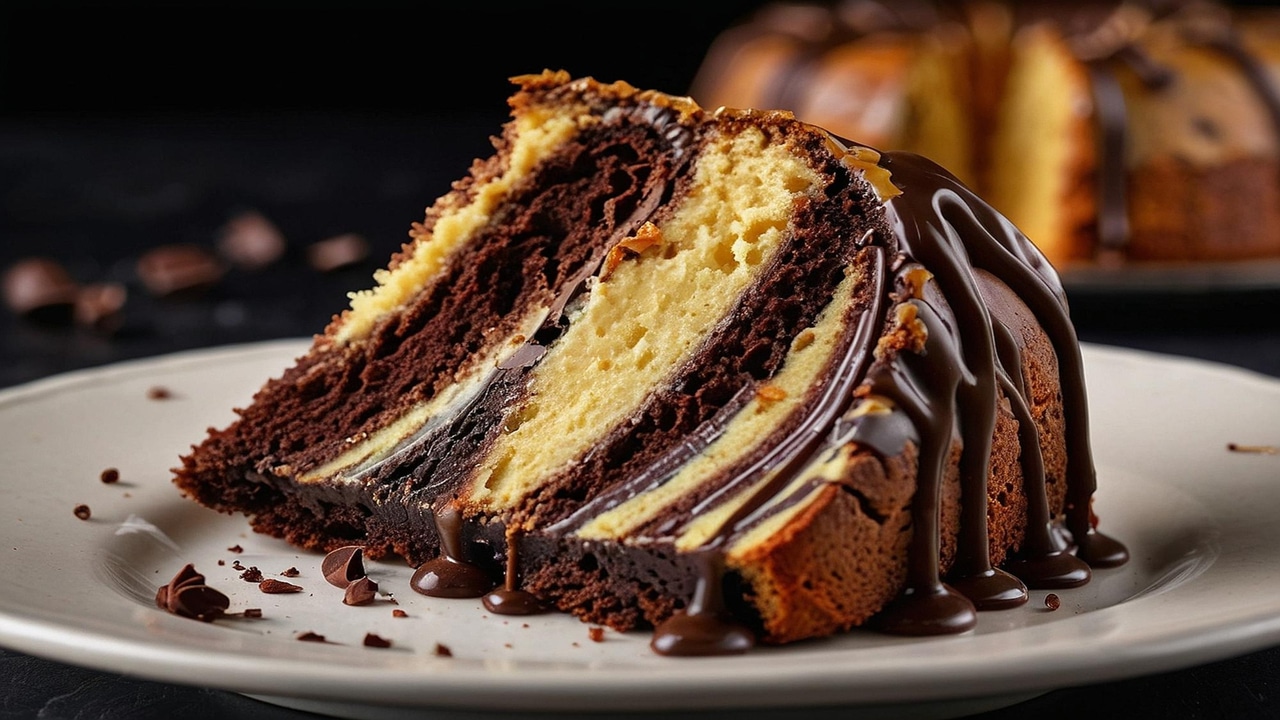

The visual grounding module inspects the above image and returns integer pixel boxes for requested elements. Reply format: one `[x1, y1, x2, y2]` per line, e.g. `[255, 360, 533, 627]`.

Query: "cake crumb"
[602, 221, 663, 278]
[1044, 593, 1061, 611]
[392, 609, 409, 618]
[588, 626, 605, 642]
[363, 633, 393, 649]
[99, 468, 120, 484]
[240, 566, 264, 583]
[227, 544, 244, 553]
[217, 559, 225, 566]
[755, 383, 788, 406]
[73, 504, 91, 520]
[259, 578, 303, 594]
[280, 566, 301, 577]
[146, 386, 173, 400]
[433, 642, 453, 657]
[242, 608, 263, 618]
[791, 329, 816, 352]
[296, 631, 328, 643]
[1227, 442, 1278, 455]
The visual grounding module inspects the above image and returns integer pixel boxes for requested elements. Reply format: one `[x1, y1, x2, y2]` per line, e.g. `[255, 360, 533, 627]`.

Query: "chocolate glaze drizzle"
[410, 505, 494, 598]
[404, 86, 1126, 655]
[653, 139, 1127, 651]
[481, 533, 547, 616]
[651, 551, 755, 656]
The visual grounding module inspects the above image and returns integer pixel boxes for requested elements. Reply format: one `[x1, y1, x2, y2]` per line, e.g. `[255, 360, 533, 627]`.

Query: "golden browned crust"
[734, 268, 1067, 645]
[1126, 155, 1280, 262]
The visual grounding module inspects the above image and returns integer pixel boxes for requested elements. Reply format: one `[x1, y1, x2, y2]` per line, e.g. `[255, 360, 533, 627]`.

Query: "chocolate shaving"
[242, 608, 263, 618]
[217, 210, 287, 271]
[392, 609, 409, 618]
[259, 578, 303, 594]
[74, 282, 127, 334]
[99, 468, 120, 484]
[227, 544, 243, 553]
[147, 386, 173, 400]
[322, 546, 366, 588]
[73, 504, 91, 520]
[433, 642, 453, 657]
[155, 563, 230, 622]
[2, 257, 78, 323]
[306, 233, 369, 272]
[1045, 593, 1062, 611]
[343, 576, 379, 606]
[136, 244, 225, 298]
[296, 631, 328, 643]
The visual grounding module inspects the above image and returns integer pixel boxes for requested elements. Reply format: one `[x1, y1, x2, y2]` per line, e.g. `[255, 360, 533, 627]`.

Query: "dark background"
[2, 2, 1280, 719]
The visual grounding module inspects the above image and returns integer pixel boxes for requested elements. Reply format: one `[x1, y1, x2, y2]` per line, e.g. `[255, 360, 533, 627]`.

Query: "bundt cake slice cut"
[173, 70, 1126, 654]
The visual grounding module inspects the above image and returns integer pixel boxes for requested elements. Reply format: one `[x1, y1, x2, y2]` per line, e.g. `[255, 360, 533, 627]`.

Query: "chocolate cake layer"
[174, 70, 1127, 653]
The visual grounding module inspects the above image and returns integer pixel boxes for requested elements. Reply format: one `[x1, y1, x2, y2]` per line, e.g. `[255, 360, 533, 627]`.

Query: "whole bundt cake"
[690, 0, 1280, 270]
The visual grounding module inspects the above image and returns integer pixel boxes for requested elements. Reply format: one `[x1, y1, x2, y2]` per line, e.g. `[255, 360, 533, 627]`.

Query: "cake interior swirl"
[173, 69, 1128, 655]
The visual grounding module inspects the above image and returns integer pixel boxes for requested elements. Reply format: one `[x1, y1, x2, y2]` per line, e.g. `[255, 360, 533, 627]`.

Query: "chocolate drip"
[990, 320, 1092, 588]
[410, 505, 495, 598]
[650, 551, 755, 656]
[877, 150, 1127, 574]
[856, 298, 978, 633]
[879, 207, 1026, 610]
[1086, 60, 1133, 253]
[482, 533, 546, 615]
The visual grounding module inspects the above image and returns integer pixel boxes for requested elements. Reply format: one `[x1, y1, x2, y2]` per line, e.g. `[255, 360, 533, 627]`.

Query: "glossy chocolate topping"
[644, 139, 1127, 648]
[410, 505, 494, 598]
[494, 134, 1123, 650]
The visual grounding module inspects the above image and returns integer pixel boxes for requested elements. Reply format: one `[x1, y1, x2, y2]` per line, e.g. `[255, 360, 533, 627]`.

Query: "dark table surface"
[4, 3, 1280, 718]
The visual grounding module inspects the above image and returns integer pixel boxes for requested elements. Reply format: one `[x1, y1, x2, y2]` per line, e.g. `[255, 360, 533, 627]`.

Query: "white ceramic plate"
[2, 339, 1279, 719]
